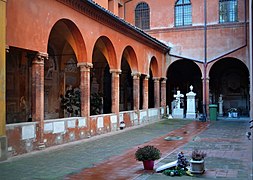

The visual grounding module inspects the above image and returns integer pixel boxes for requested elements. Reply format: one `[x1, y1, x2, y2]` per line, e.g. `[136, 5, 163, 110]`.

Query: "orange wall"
[94, 0, 108, 9]
[124, 0, 248, 66]
[6, 0, 166, 77]
[124, 0, 247, 29]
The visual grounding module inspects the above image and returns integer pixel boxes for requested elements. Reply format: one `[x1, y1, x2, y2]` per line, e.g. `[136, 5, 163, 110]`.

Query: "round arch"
[166, 59, 202, 113]
[92, 36, 117, 69]
[121, 46, 138, 73]
[148, 57, 159, 108]
[209, 58, 250, 117]
[149, 57, 159, 77]
[47, 19, 87, 63]
[46, 18, 87, 119]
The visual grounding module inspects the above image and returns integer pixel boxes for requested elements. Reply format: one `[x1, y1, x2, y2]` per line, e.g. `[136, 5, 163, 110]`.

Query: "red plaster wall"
[124, 0, 249, 69]
[94, 0, 108, 9]
[6, 0, 166, 77]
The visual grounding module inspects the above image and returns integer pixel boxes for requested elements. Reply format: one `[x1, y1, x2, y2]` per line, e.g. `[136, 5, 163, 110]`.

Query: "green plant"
[90, 92, 103, 115]
[60, 86, 81, 117]
[135, 145, 161, 161]
[191, 149, 206, 161]
[228, 108, 237, 113]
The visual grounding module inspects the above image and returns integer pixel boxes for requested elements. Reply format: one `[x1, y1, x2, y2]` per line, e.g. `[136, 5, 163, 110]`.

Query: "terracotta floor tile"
[66, 121, 209, 180]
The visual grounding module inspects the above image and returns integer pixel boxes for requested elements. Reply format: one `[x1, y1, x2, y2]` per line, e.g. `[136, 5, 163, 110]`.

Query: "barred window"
[175, 0, 192, 27]
[219, 0, 238, 23]
[135, 2, 150, 30]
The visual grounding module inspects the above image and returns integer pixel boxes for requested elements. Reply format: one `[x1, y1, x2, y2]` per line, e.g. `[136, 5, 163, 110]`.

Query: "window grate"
[175, 0, 192, 27]
[219, 0, 238, 23]
[135, 2, 150, 30]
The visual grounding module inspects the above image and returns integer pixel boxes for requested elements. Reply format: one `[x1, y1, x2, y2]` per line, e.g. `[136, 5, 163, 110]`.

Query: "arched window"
[219, 0, 238, 23]
[175, 0, 192, 27]
[135, 2, 150, 30]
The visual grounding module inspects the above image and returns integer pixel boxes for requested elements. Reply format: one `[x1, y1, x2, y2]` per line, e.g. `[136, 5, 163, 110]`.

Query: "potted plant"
[227, 108, 238, 118]
[90, 92, 103, 115]
[135, 145, 161, 170]
[189, 149, 206, 174]
[60, 86, 81, 117]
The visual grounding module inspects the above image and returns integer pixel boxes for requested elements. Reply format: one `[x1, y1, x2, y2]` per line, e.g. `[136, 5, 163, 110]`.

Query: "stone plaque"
[149, 109, 158, 117]
[119, 114, 124, 122]
[53, 121, 65, 134]
[97, 117, 104, 128]
[44, 123, 53, 132]
[78, 118, 86, 127]
[110, 115, 117, 124]
[140, 111, 147, 119]
[22, 125, 35, 140]
[68, 119, 76, 128]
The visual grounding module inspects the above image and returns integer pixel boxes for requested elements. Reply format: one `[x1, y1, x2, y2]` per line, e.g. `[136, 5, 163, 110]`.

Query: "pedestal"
[172, 108, 184, 119]
[186, 112, 196, 119]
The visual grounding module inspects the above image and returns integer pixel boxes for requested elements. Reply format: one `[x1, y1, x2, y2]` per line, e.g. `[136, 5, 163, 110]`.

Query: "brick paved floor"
[66, 121, 208, 180]
[0, 118, 252, 180]
[0, 119, 193, 180]
[136, 119, 252, 180]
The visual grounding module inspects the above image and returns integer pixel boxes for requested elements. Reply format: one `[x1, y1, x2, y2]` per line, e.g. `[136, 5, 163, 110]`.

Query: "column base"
[0, 136, 8, 161]
[186, 113, 196, 119]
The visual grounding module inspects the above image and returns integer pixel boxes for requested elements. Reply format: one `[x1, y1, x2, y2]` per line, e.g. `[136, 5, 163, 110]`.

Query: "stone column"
[160, 78, 167, 108]
[143, 75, 149, 109]
[32, 52, 48, 147]
[78, 62, 93, 118]
[0, 0, 7, 161]
[202, 76, 210, 118]
[110, 69, 121, 114]
[153, 77, 160, 108]
[132, 73, 140, 111]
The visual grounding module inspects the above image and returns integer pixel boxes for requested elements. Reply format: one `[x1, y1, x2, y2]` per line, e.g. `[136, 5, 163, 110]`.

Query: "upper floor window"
[135, 2, 150, 30]
[219, 0, 238, 23]
[175, 0, 192, 27]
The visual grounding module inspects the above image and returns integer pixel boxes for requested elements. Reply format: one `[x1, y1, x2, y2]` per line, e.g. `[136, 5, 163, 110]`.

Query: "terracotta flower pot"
[143, 160, 155, 170]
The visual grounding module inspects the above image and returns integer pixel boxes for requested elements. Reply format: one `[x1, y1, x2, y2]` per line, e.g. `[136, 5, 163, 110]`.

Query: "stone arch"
[209, 58, 250, 117]
[119, 46, 137, 111]
[93, 36, 117, 69]
[149, 57, 159, 77]
[166, 59, 202, 113]
[90, 36, 117, 114]
[121, 46, 138, 73]
[47, 19, 87, 63]
[148, 57, 159, 108]
[46, 18, 86, 118]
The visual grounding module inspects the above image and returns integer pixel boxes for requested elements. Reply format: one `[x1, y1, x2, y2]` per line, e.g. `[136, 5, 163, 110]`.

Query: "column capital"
[153, 77, 160, 81]
[202, 76, 210, 81]
[77, 62, 93, 72]
[161, 77, 167, 81]
[33, 52, 48, 64]
[131, 72, 141, 79]
[144, 74, 150, 79]
[110, 69, 122, 74]
[161, 78, 167, 83]
[77, 62, 93, 68]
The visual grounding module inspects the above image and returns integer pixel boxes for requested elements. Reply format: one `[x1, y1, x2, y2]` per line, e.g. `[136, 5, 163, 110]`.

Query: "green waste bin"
[209, 104, 218, 121]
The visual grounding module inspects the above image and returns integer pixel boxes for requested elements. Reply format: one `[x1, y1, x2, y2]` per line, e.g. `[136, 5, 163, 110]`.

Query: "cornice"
[148, 22, 248, 34]
[57, 0, 170, 53]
